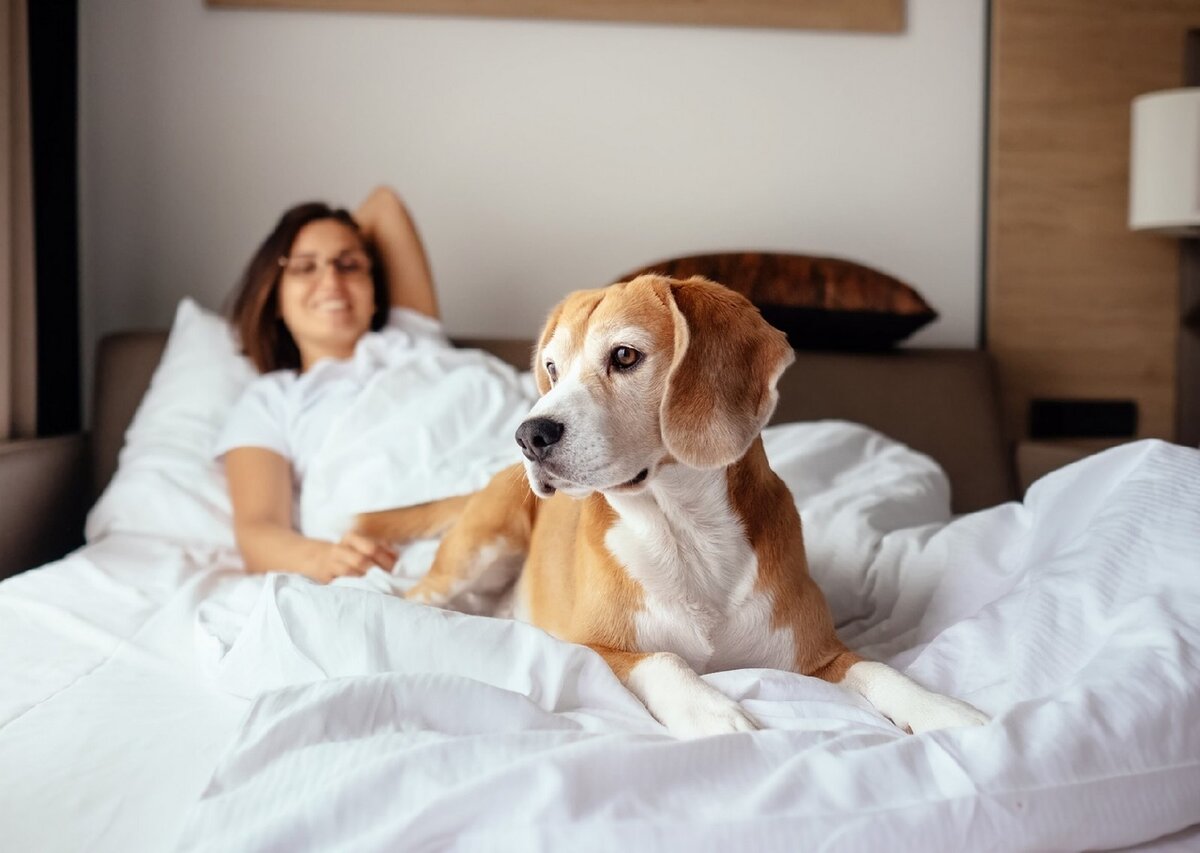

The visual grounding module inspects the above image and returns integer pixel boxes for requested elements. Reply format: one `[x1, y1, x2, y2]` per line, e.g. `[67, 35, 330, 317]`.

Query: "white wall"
[80, 0, 985, 394]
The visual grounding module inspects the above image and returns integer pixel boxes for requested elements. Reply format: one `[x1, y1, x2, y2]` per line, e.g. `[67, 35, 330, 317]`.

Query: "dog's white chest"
[605, 468, 794, 674]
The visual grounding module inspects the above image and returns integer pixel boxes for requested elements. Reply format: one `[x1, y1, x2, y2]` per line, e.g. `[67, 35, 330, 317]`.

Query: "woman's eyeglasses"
[278, 251, 372, 281]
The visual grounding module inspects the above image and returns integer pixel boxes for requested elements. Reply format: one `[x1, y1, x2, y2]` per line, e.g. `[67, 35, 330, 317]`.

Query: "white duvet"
[173, 431, 1200, 853]
[4, 353, 1200, 852]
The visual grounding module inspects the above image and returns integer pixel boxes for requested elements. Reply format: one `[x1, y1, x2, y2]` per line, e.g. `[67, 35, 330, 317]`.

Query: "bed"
[2, 263, 1198, 851]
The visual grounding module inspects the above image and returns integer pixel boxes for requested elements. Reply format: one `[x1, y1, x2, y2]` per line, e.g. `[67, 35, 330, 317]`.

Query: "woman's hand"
[227, 447, 400, 582]
[306, 532, 399, 584]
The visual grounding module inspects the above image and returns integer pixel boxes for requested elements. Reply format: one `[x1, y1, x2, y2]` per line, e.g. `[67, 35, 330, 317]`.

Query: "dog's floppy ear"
[532, 300, 566, 396]
[660, 276, 795, 469]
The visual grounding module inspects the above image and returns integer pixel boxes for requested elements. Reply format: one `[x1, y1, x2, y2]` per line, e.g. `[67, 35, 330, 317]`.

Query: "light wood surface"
[205, 0, 906, 32]
[987, 1, 1199, 446]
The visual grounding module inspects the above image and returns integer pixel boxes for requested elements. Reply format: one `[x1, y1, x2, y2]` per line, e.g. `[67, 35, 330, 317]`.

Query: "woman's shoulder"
[232, 368, 300, 408]
[216, 368, 301, 460]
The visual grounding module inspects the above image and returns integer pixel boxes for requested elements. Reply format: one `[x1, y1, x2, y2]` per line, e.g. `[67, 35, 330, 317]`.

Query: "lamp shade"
[1129, 88, 1200, 236]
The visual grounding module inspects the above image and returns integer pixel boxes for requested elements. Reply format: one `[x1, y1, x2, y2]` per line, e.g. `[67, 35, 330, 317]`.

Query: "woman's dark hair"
[227, 202, 389, 373]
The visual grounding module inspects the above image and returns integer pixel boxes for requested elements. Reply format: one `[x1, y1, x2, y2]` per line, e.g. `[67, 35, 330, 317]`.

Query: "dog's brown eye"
[610, 346, 640, 371]
[545, 362, 558, 384]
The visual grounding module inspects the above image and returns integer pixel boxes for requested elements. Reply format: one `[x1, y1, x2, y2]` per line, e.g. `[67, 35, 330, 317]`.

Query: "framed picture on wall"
[204, 0, 906, 33]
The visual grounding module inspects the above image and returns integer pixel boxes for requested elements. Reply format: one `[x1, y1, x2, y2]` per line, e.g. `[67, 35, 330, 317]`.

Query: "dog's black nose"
[515, 417, 565, 461]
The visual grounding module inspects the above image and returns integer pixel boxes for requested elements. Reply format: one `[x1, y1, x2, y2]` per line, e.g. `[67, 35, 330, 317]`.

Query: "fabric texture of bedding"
[4, 296, 1199, 851]
[8, 423, 1197, 850]
[171, 435, 1200, 853]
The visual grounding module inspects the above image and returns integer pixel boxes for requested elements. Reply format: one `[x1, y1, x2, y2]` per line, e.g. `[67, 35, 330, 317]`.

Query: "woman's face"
[277, 218, 376, 370]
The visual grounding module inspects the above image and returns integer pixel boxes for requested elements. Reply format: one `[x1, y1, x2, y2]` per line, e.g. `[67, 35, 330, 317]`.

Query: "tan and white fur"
[357, 275, 988, 738]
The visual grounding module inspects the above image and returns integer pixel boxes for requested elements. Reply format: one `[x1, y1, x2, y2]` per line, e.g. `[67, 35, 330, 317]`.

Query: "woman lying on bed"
[217, 186, 446, 583]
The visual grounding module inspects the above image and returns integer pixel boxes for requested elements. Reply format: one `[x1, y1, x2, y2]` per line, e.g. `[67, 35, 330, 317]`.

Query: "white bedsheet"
[0, 536, 253, 851]
[3, 425, 1199, 852]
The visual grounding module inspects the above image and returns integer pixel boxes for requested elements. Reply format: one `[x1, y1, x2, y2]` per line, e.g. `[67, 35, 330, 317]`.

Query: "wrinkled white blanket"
[300, 348, 538, 541]
[180, 423, 1200, 853]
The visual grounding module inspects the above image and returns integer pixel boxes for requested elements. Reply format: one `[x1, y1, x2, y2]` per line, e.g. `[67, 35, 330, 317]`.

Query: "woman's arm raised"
[355, 185, 439, 320]
[225, 446, 397, 582]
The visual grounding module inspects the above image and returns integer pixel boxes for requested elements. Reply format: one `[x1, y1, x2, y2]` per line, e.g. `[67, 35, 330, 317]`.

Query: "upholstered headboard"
[92, 333, 1015, 514]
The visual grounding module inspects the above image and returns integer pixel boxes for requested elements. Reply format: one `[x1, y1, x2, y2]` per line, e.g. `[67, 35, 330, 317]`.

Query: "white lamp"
[1129, 88, 1200, 235]
[1129, 86, 1200, 448]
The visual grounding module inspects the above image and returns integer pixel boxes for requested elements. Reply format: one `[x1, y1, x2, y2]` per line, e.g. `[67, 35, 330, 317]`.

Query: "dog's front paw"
[665, 693, 759, 738]
[404, 580, 449, 608]
[627, 652, 759, 738]
[843, 662, 989, 735]
[895, 694, 989, 734]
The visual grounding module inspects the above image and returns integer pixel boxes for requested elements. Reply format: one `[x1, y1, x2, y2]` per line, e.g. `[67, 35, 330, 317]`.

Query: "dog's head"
[516, 275, 794, 498]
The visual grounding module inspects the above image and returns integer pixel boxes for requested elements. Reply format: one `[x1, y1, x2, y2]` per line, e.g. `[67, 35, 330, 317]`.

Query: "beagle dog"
[357, 275, 988, 737]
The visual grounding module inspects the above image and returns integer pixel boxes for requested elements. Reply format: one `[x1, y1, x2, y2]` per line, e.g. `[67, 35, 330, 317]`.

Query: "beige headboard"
[92, 332, 1014, 514]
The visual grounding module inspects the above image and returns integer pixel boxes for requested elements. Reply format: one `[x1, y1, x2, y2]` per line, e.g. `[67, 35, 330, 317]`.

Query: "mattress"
[3, 420, 1198, 852]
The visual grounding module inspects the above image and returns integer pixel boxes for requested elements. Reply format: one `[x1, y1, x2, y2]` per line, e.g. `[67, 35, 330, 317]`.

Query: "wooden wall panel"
[987, 0, 1200, 446]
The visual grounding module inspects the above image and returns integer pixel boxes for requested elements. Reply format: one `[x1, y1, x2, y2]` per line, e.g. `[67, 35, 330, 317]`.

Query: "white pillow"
[86, 298, 256, 547]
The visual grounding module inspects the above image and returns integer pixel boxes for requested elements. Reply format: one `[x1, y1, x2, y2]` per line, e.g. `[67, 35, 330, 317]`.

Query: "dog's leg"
[812, 650, 988, 733]
[590, 645, 758, 738]
[354, 493, 474, 542]
[405, 465, 535, 611]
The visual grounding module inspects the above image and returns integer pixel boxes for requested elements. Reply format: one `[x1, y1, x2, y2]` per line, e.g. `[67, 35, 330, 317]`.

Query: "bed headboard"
[92, 332, 1015, 514]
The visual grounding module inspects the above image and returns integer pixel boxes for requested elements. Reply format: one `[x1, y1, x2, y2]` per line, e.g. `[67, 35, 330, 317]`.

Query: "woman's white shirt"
[214, 307, 450, 488]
